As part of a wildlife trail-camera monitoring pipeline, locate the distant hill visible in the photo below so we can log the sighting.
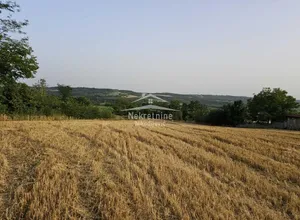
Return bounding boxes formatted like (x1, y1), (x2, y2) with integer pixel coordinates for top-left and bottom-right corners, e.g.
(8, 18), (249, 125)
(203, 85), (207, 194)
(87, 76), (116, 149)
(48, 87), (298, 108)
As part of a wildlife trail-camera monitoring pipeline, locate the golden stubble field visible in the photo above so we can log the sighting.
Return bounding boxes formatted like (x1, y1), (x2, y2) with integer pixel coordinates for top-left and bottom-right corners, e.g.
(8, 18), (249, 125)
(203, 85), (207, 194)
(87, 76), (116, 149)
(0, 120), (300, 220)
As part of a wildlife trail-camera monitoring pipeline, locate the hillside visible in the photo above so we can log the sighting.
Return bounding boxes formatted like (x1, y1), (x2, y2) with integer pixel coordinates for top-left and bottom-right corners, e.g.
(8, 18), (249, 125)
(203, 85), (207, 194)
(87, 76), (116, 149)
(1, 120), (300, 219)
(47, 87), (250, 107)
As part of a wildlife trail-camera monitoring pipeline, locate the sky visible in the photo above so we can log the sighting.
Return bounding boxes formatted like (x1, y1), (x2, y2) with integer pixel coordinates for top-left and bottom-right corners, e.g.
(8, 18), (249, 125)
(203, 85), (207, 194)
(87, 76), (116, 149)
(15, 0), (300, 98)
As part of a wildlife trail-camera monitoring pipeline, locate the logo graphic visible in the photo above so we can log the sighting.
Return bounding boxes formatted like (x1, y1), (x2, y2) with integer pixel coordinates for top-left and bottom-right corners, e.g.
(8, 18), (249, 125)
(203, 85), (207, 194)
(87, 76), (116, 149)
(122, 93), (178, 121)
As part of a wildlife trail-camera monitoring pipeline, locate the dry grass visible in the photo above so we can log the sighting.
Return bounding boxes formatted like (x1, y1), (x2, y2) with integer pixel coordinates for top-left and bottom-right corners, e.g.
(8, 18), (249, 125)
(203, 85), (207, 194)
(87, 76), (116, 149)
(0, 120), (300, 219)
(0, 114), (72, 121)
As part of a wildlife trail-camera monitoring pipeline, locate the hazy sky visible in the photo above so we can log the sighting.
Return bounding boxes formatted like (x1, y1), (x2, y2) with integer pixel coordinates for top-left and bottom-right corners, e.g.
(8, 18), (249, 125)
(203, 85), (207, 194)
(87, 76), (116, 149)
(16, 0), (300, 98)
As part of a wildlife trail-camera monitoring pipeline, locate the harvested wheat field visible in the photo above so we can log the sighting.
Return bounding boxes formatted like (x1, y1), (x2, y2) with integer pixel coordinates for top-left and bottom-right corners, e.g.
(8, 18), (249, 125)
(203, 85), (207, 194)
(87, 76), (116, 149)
(0, 120), (300, 219)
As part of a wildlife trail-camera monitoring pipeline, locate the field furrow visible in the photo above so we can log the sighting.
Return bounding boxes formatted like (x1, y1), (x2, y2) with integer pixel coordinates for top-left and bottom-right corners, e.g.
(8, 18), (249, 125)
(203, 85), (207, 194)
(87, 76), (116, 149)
(0, 120), (299, 219)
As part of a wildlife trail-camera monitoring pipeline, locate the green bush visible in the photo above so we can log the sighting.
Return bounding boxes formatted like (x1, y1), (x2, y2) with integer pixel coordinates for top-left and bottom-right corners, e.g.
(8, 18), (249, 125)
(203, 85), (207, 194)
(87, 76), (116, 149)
(0, 103), (6, 114)
(61, 101), (114, 119)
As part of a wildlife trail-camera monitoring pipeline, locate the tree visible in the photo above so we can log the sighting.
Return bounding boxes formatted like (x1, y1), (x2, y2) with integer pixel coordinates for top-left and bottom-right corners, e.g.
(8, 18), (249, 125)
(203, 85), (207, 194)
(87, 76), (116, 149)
(0, 1), (38, 116)
(194, 106), (209, 123)
(223, 100), (247, 126)
(0, 1), (38, 84)
(169, 100), (181, 110)
(0, 83), (6, 113)
(188, 101), (209, 122)
(181, 103), (189, 121)
(75, 96), (91, 106)
(169, 100), (182, 120)
(247, 88), (299, 122)
(205, 109), (227, 126)
(204, 100), (247, 126)
(33, 78), (47, 96)
(57, 84), (72, 101)
(113, 96), (133, 114)
(1, 81), (36, 114)
(32, 79), (61, 115)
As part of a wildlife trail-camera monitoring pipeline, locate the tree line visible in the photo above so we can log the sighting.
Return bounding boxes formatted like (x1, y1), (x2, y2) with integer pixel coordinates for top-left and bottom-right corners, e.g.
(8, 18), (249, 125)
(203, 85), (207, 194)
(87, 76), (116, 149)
(109, 88), (299, 126)
(170, 87), (299, 126)
(0, 78), (114, 119)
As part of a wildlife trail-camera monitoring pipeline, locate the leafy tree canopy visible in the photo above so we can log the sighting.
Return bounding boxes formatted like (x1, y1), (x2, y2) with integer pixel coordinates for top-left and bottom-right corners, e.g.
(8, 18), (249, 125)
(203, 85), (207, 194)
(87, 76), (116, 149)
(247, 88), (299, 121)
(0, 1), (38, 83)
(57, 84), (72, 101)
(223, 100), (247, 126)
